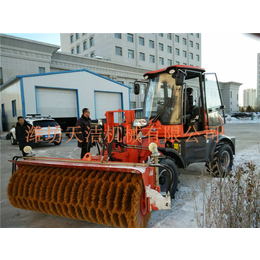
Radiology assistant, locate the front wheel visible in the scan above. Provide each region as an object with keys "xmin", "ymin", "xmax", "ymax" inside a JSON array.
[
  {"xmin": 206, "ymin": 143, "xmax": 234, "ymax": 177},
  {"xmin": 159, "ymin": 158, "xmax": 179, "ymax": 199},
  {"xmin": 10, "ymin": 134, "xmax": 17, "ymax": 145}
]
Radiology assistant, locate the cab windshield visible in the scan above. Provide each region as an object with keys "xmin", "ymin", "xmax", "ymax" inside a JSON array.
[{"xmin": 144, "ymin": 73, "xmax": 182, "ymax": 125}]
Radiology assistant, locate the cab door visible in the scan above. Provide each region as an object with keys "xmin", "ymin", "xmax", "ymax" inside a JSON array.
[{"xmin": 204, "ymin": 73, "xmax": 225, "ymax": 129}]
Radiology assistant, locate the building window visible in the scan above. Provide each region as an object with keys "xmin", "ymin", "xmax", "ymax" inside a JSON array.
[
  {"xmin": 196, "ymin": 33, "xmax": 200, "ymax": 38},
  {"xmin": 190, "ymin": 41, "xmax": 193, "ymax": 47},
  {"xmin": 183, "ymin": 63, "xmax": 187, "ymax": 65},
  {"xmin": 149, "ymin": 40, "xmax": 154, "ymax": 48},
  {"xmin": 196, "ymin": 43, "xmax": 200, "ymax": 50},
  {"xmin": 175, "ymin": 35, "xmax": 179, "ymax": 42},
  {"xmin": 176, "ymin": 61, "xmax": 180, "ymax": 65},
  {"xmin": 12, "ymin": 100, "xmax": 16, "ymax": 117},
  {"xmin": 159, "ymin": 57, "xmax": 164, "ymax": 65},
  {"xmin": 167, "ymin": 59, "xmax": 172, "ymax": 66},
  {"xmin": 158, "ymin": 33, "xmax": 163, "ymax": 37},
  {"xmin": 127, "ymin": 33, "xmax": 134, "ymax": 42},
  {"xmin": 115, "ymin": 46, "xmax": 122, "ymax": 56},
  {"xmin": 183, "ymin": 50, "xmax": 186, "ymax": 57},
  {"xmin": 83, "ymin": 41, "xmax": 87, "ymax": 50},
  {"xmin": 167, "ymin": 46, "xmax": 172, "ymax": 53},
  {"xmin": 71, "ymin": 49, "xmax": 74, "ymax": 54},
  {"xmin": 175, "ymin": 48, "xmax": 180, "ymax": 55},
  {"xmin": 90, "ymin": 52, "xmax": 95, "ymax": 58},
  {"xmin": 77, "ymin": 45, "xmax": 80, "ymax": 54},
  {"xmin": 70, "ymin": 34, "xmax": 74, "ymax": 43},
  {"xmin": 139, "ymin": 37, "xmax": 145, "ymax": 45},
  {"xmin": 183, "ymin": 38, "xmax": 186, "ymax": 45},
  {"xmin": 159, "ymin": 43, "xmax": 164, "ymax": 51},
  {"xmin": 39, "ymin": 67, "xmax": 45, "ymax": 73},
  {"xmin": 0, "ymin": 67, "xmax": 3, "ymax": 85},
  {"xmin": 129, "ymin": 82, "xmax": 135, "ymax": 94},
  {"xmin": 150, "ymin": 55, "xmax": 155, "ymax": 63},
  {"xmin": 167, "ymin": 33, "xmax": 172, "ymax": 40},
  {"xmin": 139, "ymin": 52, "xmax": 145, "ymax": 61},
  {"xmin": 90, "ymin": 37, "xmax": 94, "ymax": 46},
  {"xmin": 131, "ymin": 101, "xmax": 136, "ymax": 109},
  {"xmin": 196, "ymin": 54, "xmax": 199, "ymax": 61},
  {"xmin": 115, "ymin": 33, "xmax": 121, "ymax": 39},
  {"xmin": 190, "ymin": 52, "xmax": 193, "ymax": 59},
  {"xmin": 140, "ymin": 84, "xmax": 145, "ymax": 95},
  {"xmin": 128, "ymin": 49, "xmax": 134, "ymax": 58},
  {"xmin": 76, "ymin": 33, "xmax": 79, "ymax": 40},
  {"xmin": 190, "ymin": 33, "xmax": 193, "ymax": 36},
  {"xmin": 231, "ymin": 91, "xmax": 232, "ymax": 98}
]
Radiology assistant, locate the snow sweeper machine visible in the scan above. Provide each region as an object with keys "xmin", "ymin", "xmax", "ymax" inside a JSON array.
[{"xmin": 7, "ymin": 65, "xmax": 235, "ymax": 228}]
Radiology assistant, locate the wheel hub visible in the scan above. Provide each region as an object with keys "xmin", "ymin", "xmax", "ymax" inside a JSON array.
[{"xmin": 220, "ymin": 151, "xmax": 230, "ymax": 171}]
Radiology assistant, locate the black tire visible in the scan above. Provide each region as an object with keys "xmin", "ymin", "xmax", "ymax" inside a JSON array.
[
  {"xmin": 206, "ymin": 142, "xmax": 233, "ymax": 177},
  {"xmin": 10, "ymin": 134, "xmax": 17, "ymax": 145},
  {"xmin": 158, "ymin": 158, "xmax": 179, "ymax": 199},
  {"xmin": 54, "ymin": 137, "xmax": 62, "ymax": 145}
]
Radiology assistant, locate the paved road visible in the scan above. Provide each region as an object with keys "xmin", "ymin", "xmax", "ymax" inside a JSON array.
[{"xmin": 1, "ymin": 123, "xmax": 259, "ymax": 228}]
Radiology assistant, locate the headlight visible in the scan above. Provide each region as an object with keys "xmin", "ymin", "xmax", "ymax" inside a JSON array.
[
  {"xmin": 98, "ymin": 119, "xmax": 103, "ymax": 126},
  {"xmin": 133, "ymin": 118, "xmax": 149, "ymax": 127}
]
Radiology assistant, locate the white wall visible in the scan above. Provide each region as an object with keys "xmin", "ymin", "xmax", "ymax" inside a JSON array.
[{"xmin": 0, "ymin": 79, "xmax": 22, "ymax": 129}]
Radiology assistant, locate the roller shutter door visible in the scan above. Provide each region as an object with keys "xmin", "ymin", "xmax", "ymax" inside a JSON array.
[
  {"xmin": 36, "ymin": 87, "xmax": 78, "ymax": 118},
  {"xmin": 95, "ymin": 92, "xmax": 122, "ymax": 118}
]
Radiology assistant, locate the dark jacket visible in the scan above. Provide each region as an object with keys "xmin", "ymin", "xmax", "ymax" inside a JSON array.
[
  {"xmin": 15, "ymin": 121, "xmax": 35, "ymax": 151},
  {"xmin": 76, "ymin": 115, "xmax": 92, "ymax": 148}
]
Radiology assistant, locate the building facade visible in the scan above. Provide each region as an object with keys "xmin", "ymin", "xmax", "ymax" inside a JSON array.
[
  {"xmin": 60, "ymin": 33, "xmax": 202, "ymax": 70},
  {"xmin": 257, "ymin": 53, "xmax": 260, "ymax": 106},
  {"xmin": 243, "ymin": 88, "xmax": 257, "ymax": 107},
  {"xmin": 219, "ymin": 82, "xmax": 241, "ymax": 114}
]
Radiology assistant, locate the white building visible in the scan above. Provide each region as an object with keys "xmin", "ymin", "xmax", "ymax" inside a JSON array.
[
  {"xmin": 219, "ymin": 82, "xmax": 241, "ymax": 114},
  {"xmin": 60, "ymin": 33, "xmax": 202, "ymax": 70},
  {"xmin": 257, "ymin": 53, "xmax": 260, "ymax": 106},
  {"xmin": 243, "ymin": 88, "xmax": 257, "ymax": 107},
  {"xmin": 0, "ymin": 69, "xmax": 130, "ymax": 130}
]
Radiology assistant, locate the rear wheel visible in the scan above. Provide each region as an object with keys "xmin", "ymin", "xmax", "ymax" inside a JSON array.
[
  {"xmin": 206, "ymin": 143, "xmax": 233, "ymax": 177},
  {"xmin": 10, "ymin": 134, "xmax": 17, "ymax": 145},
  {"xmin": 159, "ymin": 158, "xmax": 179, "ymax": 199}
]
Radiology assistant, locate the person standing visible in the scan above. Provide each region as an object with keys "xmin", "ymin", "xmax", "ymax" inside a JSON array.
[
  {"xmin": 15, "ymin": 116, "xmax": 35, "ymax": 156},
  {"xmin": 76, "ymin": 108, "xmax": 92, "ymax": 159}
]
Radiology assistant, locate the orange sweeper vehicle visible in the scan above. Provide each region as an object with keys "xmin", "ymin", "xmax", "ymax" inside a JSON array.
[{"xmin": 7, "ymin": 65, "xmax": 235, "ymax": 228}]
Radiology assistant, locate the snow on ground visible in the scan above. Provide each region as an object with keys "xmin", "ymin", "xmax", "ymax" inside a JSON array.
[
  {"xmin": 226, "ymin": 114, "xmax": 260, "ymax": 123},
  {"xmin": 149, "ymin": 144, "xmax": 260, "ymax": 228}
]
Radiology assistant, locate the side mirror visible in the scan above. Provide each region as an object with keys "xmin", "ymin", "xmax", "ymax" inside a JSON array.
[
  {"xmin": 134, "ymin": 83, "xmax": 140, "ymax": 95},
  {"xmin": 175, "ymin": 72, "xmax": 184, "ymax": 86}
]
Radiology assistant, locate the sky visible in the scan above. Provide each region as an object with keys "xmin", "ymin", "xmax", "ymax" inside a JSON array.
[{"xmin": 4, "ymin": 33, "xmax": 260, "ymax": 106}]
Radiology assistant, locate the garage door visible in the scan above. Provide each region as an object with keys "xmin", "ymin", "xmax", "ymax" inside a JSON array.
[
  {"xmin": 95, "ymin": 92, "xmax": 122, "ymax": 119},
  {"xmin": 36, "ymin": 87, "xmax": 78, "ymax": 118}
]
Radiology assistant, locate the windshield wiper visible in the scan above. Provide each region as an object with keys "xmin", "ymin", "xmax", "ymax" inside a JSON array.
[{"xmin": 152, "ymin": 96, "xmax": 176, "ymax": 123}]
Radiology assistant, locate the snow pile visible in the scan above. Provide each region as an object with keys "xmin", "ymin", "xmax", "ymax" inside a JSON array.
[{"xmin": 226, "ymin": 114, "xmax": 260, "ymax": 123}]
